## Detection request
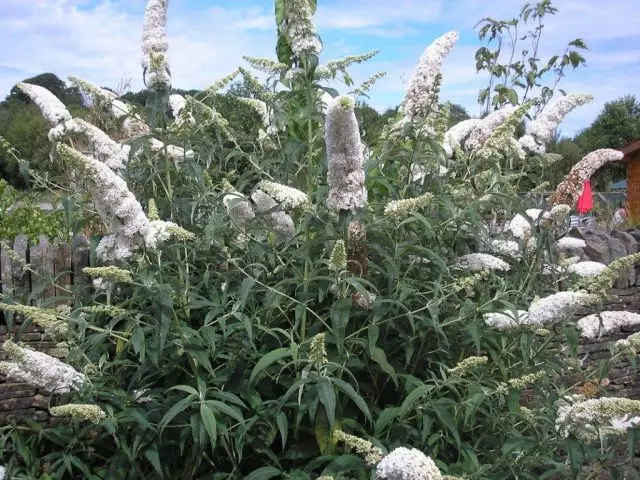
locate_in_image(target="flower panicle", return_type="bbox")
[50,403,106,424]
[83,266,133,283]
[333,430,384,466]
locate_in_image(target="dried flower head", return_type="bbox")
[325,96,367,212]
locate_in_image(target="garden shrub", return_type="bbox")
[1,1,640,479]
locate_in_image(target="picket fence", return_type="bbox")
[0,234,91,310]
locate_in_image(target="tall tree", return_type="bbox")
[574,95,640,189]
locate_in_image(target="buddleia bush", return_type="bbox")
[2,1,640,479]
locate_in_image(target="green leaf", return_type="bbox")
[249,347,291,386]
[330,299,351,356]
[400,384,433,418]
[206,400,244,424]
[143,449,163,476]
[506,88,518,106]
[274,0,285,26]
[331,378,372,424]
[159,396,193,434]
[200,403,217,446]
[374,407,400,435]
[434,402,460,447]
[277,412,288,450]
[245,466,282,480]
[317,377,337,427]
[371,347,398,386]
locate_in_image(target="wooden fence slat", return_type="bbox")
[29,235,55,305]
[11,235,29,305]
[52,242,71,306]
[72,234,90,298]
[0,240,13,299]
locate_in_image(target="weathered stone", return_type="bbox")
[581,229,613,263]
[0,383,33,392]
[611,229,638,285]
[0,388,35,400]
[1,396,38,411]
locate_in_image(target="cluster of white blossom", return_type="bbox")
[465,105,516,152]
[485,239,521,259]
[251,189,297,242]
[454,253,510,273]
[16,82,83,143]
[403,31,458,123]
[148,138,193,162]
[483,310,529,330]
[258,180,309,210]
[0,465,5,480]
[376,447,442,480]
[556,236,586,251]
[169,93,194,126]
[57,145,191,260]
[474,103,530,162]
[567,261,607,278]
[519,93,593,154]
[141,0,171,90]
[549,204,571,223]
[73,118,131,170]
[384,193,434,220]
[0,340,84,393]
[443,119,480,157]
[552,149,625,204]
[281,0,322,57]
[69,76,149,138]
[528,291,597,326]
[556,396,640,440]
[16,82,71,126]
[577,311,640,339]
[504,209,541,240]
[325,96,367,212]
[238,97,270,128]
[51,404,107,424]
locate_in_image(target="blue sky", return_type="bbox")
[1,0,639,137]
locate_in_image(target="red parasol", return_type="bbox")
[576,179,593,214]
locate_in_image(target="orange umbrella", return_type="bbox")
[576,179,593,214]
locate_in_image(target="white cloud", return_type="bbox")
[0,0,638,139]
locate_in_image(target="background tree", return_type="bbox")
[0,73,88,188]
[574,95,640,189]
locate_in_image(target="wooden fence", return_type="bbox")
[0,234,91,309]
